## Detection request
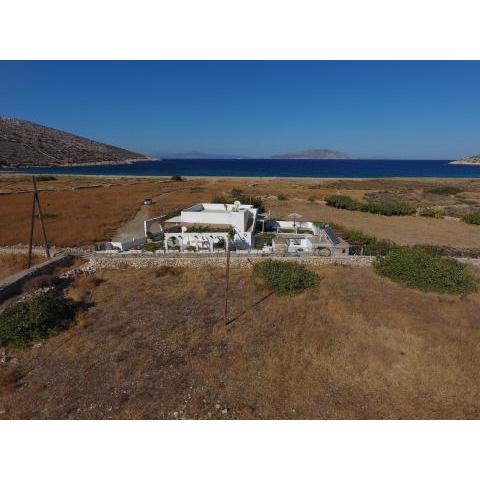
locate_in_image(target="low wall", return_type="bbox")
[83,253,375,272]
[0,254,72,303]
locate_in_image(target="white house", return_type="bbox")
[268,220,349,256]
[162,202,258,251]
[141,202,350,256]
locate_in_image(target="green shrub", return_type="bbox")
[144,241,164,252]
[374,247,477,294]
[325,195,415,216]
[253,259,319,295]
[35,212,58,220]
[278,194,288,201]
[171,175,184,182]
[212,193,266,213]
[339,228,397,256]
[427,186,463,196]
[463,212,480,225]
[0,293,76,347]
[326,195,363,210]
[185,245,197,252]
[420,207,444,218]
[237,195,265,213]
[363,202,416,216]
[254,232,275,249]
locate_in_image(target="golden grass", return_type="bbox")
[0,253,42,280]
[2,175,480,247]
[2,264,480,419]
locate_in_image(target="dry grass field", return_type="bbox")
[2,174,480,247]
[0,253,42,280]
[2,263,480,419]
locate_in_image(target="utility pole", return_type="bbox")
[28,176,51,268]
[224,239,231,324]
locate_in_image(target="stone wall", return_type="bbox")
[0,254,72,303]
[81,253,375,272]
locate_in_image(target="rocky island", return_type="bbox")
[271,148,351,159]
[449,155,480,166]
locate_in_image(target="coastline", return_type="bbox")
[0,156,156,169]
[1,171,480,182]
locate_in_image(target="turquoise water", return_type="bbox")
[12,158,480,178]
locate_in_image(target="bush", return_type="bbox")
[427,186,463,196]
[463,212,480,225]
[374,247,477,294]
[254,232,275,249]
[363,202,416,216]
[144,241,164,252]
[278,194,288,201]
[0,293,76,347]
[35,212,58,220]
[171,175,184,181]
[339,228,397,256]
[325,195,416,216]
[420,207,444,218]
[230,188,244,197]
[212,193,266,213]
[253,260,319,296]
[326,195,363,210]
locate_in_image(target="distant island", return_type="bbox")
[449,155,480,166]
[271,149,351,159]
[160,150,250,160]
[0,116,149,167]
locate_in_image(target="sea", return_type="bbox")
[10,158,480,179]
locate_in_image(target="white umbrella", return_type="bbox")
[288,213,302,228]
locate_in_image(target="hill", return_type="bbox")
[450,155,480,166]
[272,149,351,159]
[0,116,149,167]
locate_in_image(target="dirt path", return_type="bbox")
[112,205,151,241]
[112,186,191,241]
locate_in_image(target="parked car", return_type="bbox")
[143,198,153,205]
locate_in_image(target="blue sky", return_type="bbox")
[1,61,479,159]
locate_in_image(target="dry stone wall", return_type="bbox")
[79,253,375,273]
